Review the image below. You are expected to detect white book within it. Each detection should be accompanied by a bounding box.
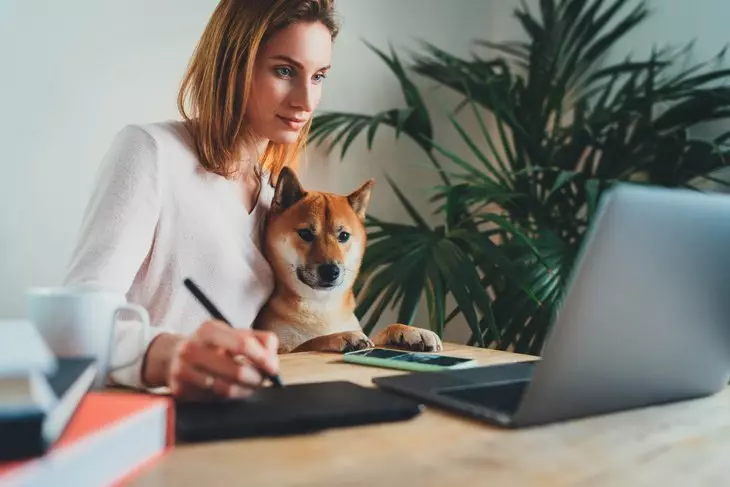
[0,321,60,417]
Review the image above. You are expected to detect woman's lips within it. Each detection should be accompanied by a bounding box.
[277,115,307,129]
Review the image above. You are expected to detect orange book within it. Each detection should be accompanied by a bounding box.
[0,391,174,487]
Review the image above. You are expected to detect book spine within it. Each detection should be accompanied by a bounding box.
[0,413,47,461]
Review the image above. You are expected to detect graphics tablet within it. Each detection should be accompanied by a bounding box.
[175,380,423,443]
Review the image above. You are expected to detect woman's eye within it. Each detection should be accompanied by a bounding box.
[298,228,315,242]
[337,231,350,243]
[275,66,293,78]
[313,72,327,83]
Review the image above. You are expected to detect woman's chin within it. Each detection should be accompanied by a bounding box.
[268,129,302,145]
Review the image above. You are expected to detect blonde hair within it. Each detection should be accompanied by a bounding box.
[177,0,339,183]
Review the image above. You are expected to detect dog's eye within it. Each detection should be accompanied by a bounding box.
[338,231,350,243]
[297,228,315,242]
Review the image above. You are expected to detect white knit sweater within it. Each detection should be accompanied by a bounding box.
[63,120,276,389]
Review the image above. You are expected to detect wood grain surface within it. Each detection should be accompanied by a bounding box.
[126,343,730,487]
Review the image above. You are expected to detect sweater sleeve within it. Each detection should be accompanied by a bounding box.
[63,125,169,389]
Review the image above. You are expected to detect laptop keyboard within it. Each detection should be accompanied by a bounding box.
[436,380,528,415]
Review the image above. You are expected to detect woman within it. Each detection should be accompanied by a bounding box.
[63,0,339,399]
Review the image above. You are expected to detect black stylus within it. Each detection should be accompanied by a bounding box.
[183,277,283,388]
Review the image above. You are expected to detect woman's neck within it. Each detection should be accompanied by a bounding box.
[241,135,268,161]
[234,135,268,213]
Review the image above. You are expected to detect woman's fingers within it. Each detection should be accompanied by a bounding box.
[169,348,221,397]
[195,321,279,375]
[185,339,264,385]
[195,319,241,353]
[238,332,279,376]
[171,354,259,399]
[169,343,265,401]
[251,330,280,373]
[252,329,279,353]
[167,322,281,400]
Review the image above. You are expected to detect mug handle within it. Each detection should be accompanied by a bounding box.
[109,303,152,370]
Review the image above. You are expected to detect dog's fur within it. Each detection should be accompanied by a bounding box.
[254,167,443,354]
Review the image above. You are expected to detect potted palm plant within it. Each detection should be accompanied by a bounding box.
[309,0,730,355]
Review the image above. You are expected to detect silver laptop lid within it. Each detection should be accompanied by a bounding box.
[513,183,730,426]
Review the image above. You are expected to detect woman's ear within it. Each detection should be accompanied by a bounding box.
[273,166,306,210]
[347,179,375,220]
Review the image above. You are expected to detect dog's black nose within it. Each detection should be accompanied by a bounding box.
[317,263,341,284]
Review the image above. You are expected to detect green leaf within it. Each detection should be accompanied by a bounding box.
[396,264,426,325]
[466,96,513,186]
[359,280,400,336]
[309,113,372,158]
[339,119,369,159]
[394,108,415,138]
[450,228,542,303]
[362,40,434,151]
[366,110,389,149]
[585,178,600,219]
[383,175,431,230]
[471,214,540,256]
[494,262,562,352]
[447,111,512,188]
[431,240,486,347]
[424,262,446,337]
[474,39,530,63]
[357,246,427,329]
[358,234,428,291]
[549,170,580,195]
[422,135,498,184]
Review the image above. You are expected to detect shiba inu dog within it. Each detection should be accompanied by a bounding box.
[255,166,443,354]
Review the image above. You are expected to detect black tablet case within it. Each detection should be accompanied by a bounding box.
[174,380,424,443]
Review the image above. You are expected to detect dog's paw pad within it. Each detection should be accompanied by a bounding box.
[376,325,443,352]
[342,338,373,353]
[332,332,373,353]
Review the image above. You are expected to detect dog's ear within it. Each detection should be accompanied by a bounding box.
[347,179,375,221]
[273,166,306,210]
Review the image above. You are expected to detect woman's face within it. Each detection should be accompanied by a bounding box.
[246,21,333,145]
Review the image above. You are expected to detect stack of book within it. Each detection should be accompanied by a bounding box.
[0,320,173,486]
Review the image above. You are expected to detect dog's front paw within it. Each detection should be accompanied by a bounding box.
[335,331,375,353]
[293,330,374,353]
[372,324,443,352]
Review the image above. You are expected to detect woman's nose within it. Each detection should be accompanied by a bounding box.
[290,82,315,112]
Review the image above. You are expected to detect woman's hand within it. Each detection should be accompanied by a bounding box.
[142,320,280,400]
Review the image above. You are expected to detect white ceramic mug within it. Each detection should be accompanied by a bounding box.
[25,287,152,389]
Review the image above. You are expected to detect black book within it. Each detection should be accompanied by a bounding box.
[0,357,97,461]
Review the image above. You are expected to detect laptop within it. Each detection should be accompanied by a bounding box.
[373,183,730,428]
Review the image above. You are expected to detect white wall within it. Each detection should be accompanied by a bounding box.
[2,0,729,343]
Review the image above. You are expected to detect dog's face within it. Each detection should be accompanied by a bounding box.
[263,167,375,298]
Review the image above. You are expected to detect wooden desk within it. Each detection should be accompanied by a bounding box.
[127,343,730,486]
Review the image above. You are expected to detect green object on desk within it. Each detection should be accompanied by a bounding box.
[343,348,477,372]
